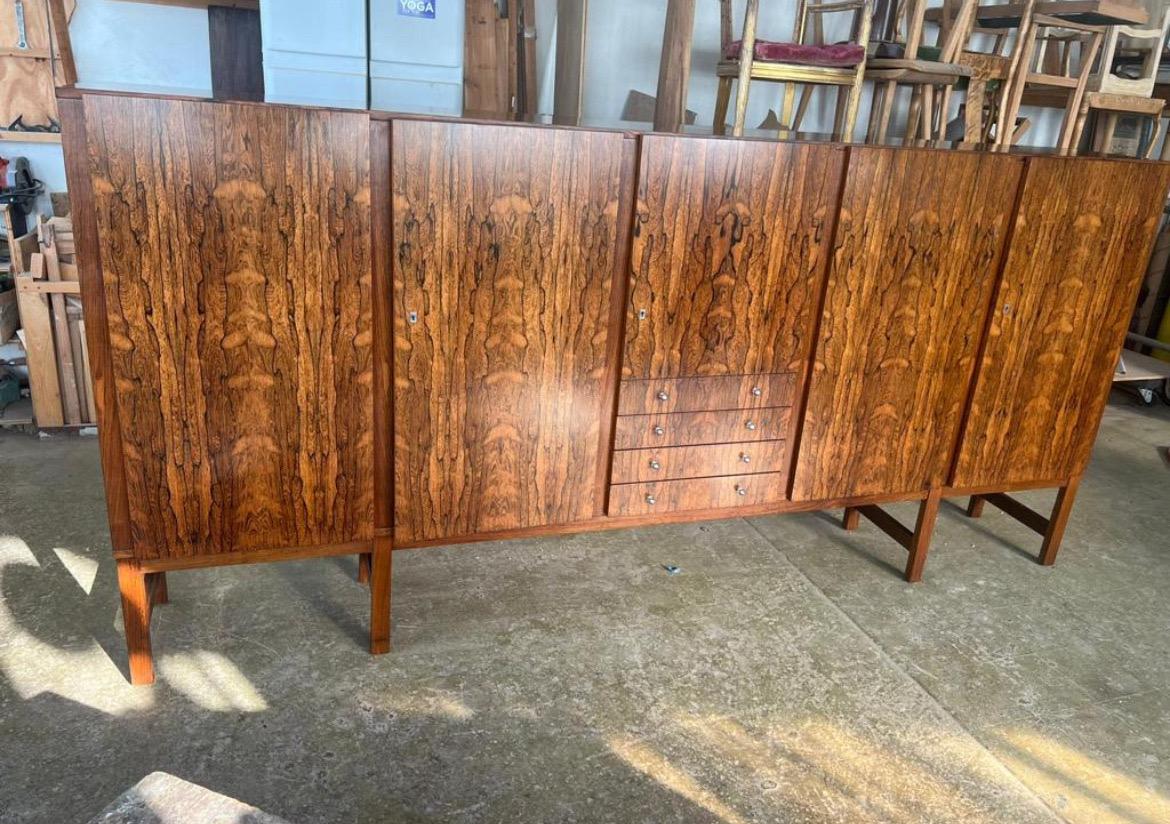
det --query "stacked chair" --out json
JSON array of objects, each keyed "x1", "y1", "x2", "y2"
[{"x1": 713, "y1": 0, "x2": 873, "y2": 140}]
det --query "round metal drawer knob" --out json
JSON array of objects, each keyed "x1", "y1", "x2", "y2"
[
  {"x1": 656, "y1": 390, "x2": 669, "y2": 401},
  {"x1": 645, "y1": 494, "x2": 657, "y2": 505},
  {"x1": 653, "y1": 425, "x2": 666, "y2": 436},
  {"x1": 751, "y1": 386, "x2": 763, "y2": 397},
  {"x1": 735, "y1": 485, "x2": 748, "y2": 496},
  {"x1": 745, "y1": 420, "x2": 757, "y2": 431},
  {"x1": 649, "y1": 459, "x2": 661, "y2": 470},
  {"x1": 740, "y1": 452, "x2": 751, "y2": 463}
]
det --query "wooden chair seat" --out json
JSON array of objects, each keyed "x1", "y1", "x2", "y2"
[
  {"x1": 724, "y1": 38, "x2": 866, "y2": 67},
  {"x1": 716, "y1": 60, "x2": 858, "y2": 84}
]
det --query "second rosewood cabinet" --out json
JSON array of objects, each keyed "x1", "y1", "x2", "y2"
[
  {"x1": 793, "y1": 148, "x2": 1023, "y2": 501},
  {"x1": 392, "y1": 120, "x2": 635, "y2": 542}
]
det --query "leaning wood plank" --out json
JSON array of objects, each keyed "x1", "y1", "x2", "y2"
[
  {"x1": 78, "y1": 318, "x2": 98, "y2": 423},
  {"x1": 14, "y1": 275, "x2": 64, "y2": 426},
  {"x1": 44, "y1": 246, "x2": 82, "y2": 424},
  {"x1": 553, "y1": 0, "x2": 588, "y2": 125},
  {"x1": 67, "y1": 310, "x2": 89, "y2": 422}
]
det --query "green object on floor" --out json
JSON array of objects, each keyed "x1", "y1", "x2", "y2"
[{"x1": 0, "y1": 374, "x2": 20, "y2": 408}]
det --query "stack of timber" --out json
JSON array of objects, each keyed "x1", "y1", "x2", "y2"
[{"x1": 13, "y1": 212, "x2": 95, "y2": 427}]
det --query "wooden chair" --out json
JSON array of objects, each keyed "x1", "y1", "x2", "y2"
[
  {"x1": 714, "y1": 0, "x2": 873, "y2": 140},
  {"x1": 996, "y1": 15, "x2": 1106, "y2": 149},
  {"x1": 1070, "y1": 9, "x2": 1170, "y2": 157},
  {"x1": 864, "y1": 0, "x2": 979, "y2": 143},
  {"x1": 936, "y1": 0, "x2": 1037, "y2": 145}
]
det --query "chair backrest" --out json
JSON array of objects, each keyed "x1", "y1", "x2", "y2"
[
  {"x1": 1089, "y1": 7, "x2": 1170, "y2": 95},
  {"x1": 718, "y1": 0, "x2": 867, "y2": 51},
  {"x1": 1023, "y1": 15, "x2": 1106, "y2": 89}
]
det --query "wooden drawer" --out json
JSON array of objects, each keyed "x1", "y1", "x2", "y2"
[
  {"x1": 610, "y1": 440, "x2": 788, "y2": 483},
  {"x1": 608, "y1": 472, "x2": 787, "y2": 516},
  {"x1": 613, "y1": 407, "x2": 791, "y2": 449},
  {"x1": 617, "y1": 373, "x2": 797, "y2": 415}
]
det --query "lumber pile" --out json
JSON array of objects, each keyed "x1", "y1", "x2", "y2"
[{"x1": 9, "y1": 212, "x2": 95, "y2": 427}]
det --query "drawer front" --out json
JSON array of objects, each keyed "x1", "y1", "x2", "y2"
[
  {"x1": 610, "y1": 440, "x2": 788, "y2": 483},
  {"x1": 609, "y1": 472, "x2": 787, "y2": 516},
  {"x1": 617, "y1": 373, "x2": 797, "y2": 416},
  {"x1": 613, "y1": 407, "x2": 791, "y2": 450}
]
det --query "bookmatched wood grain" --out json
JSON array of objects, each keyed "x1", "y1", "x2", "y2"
[
  {"x1": 951, "y1": 157, "x2": 1170, "y2": 488},
  {"x1": 610, "y1": 439, "x2": 787, "y2": 483},
  {"x1": 793, "y1": 148, "x2": 1024, "y2": 501},
  {"x1": 82, "y1": 94, "x2": 374, "y2": 559},
  {"x1": 613, "y1": 407, "x2": 791, "y2": 449},
  {"x1": 616, "y1": 372, "x2": 795, "y2": 415},
  {"x1": 623, "y1": 136, "x2": 844, "y2": 380},
  {"x1": 392, "y1": 121, "x2": 628, "y2": 542},
  {"x1": 609, "y1": 471, "x2": 788, "y2": 516}
]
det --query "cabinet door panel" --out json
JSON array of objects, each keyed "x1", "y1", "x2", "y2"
[
  {"x1": 393, "y1": 121, "x2": 628, "y2": 542},
  {"x1": 793, "y1": 148, "x2": 1022, "y2": 501},
  {"x1": 622, "y1": 136, "x2": 844, "y2": 380},
  {"x1": 83, "y1": 95, "x2": 373, "y2": 559},
  {"x1": 951, "y1": 157, "x2": 1170, "y2": 488}
]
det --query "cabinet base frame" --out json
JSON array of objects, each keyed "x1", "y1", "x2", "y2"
[
  {"x1": 111, "y1": 477, "x2": 1084, "y2": 685},
  {"x1": 842, "y1": 488, "x2": 943, "y2": 582},
  {"x1": 960, "y1": 475, "x2": 1082, "y2": 566}
]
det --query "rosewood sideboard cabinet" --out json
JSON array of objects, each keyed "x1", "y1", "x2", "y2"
[{"x1": 57, "y1": 87, "x2": 1170, "y2": 684}]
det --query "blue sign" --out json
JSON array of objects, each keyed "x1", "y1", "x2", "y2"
[{"x1": 397, "y1": 0, "x2": 436, "y2": 18}]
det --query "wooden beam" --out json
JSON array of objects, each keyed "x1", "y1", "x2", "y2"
[
  {"x1": 553, "y1": 0, "x2": 588, "y2": 125},
  {"x1": 46, "y1": 0, "x2": 77, "y2": 87},
  {"x1": 654, "y1": 0, "x2": 697, "y2": 132},
  {"x1": 983, "y1": 492, "x2": 1050, "y2": 535},
  {"x1": 857, "y1": 504, "x2": 915, "y2": 550}
]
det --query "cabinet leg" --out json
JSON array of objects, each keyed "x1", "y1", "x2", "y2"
[
  {"x1": 842, "y1": 507, "x2": 861, "y2": 531},
  {"x1": 357, "y1": 552, "x2": 372, "y2": 584},
  {"x1": 147, "y1": 571, "x2": 168, "y2": 605},
  {"x1": 904, "y1": 489, "x2": 942, "y2": 583},
  {"x1": 1039, "y1": 476, "x2": 1080, "y2": 567},
  {"x1": 369, "y1": 537, "x2": 392, "y2": 655},
  {"x1": 116, "y1": 560, "x2": 155, "y2": 685},
  {"x1": 966, "y1": 495, "x2": 985, "y2": 518}
]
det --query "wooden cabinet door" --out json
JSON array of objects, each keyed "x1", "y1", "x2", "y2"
[
  {"x1": 82, "y1": 95, "x2": 373, "y2": 559},
  {"x1": 951, "y1": 157, "x2": 1170, "y2": 489},
  {"x1": 623, "y1": 136, "x2": 845, "y2": 379},
  {"x1": 792, "y1": 148, "x2": 1023, "y2": 501},
  {"x1": 393, "y1": 121, "x2": 631, "y2": 542}
]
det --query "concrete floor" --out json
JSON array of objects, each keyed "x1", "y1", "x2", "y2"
[{"x1": 1, "y1": 393, "x2": 1168, "y2": 823}]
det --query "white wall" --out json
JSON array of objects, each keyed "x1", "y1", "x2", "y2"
[
  {"x1": 260, "y1": 0, "x2": 367, "y2": 108},
  {"x1": 3, "y1": 0, "x2": 212, "y2": 217}
]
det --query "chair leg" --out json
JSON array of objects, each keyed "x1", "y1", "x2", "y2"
[
  {"x1": 779, "y1": 82, "x2": 797, "y2": 133},
  {"x1": 794, "y1": 84, "x2": 816, "y2": 133},
  {"x1": 357, "y1": 552, "x2": 372, "y2": 584},
  {"x1": 904, "y1": 488, "x2": 942, "y2": 583},
  {"x1": 713, "y1": 77, "x2": 733, "y2": 135},
  {"x1": 116, "y1": 560, "x2": 155, "y2": 686},
  {"x1": 1145, "y1": 115, "x2": 1163, "y2": 160},
  {"x1": 369, "y1": 536, "x2": 393, "y2": 654},
  {"x1": 1097, "y1": 112, "x2": 1119, "y2": 155},
  {"x1": 1039, "y1": 476, "x2": 1081, "y2": 566},
  {"x1": 831, "y1": 86, "x2": 847, "y2": 139},
  {"x1": 1071, "y1": 101, "x2": 1092, "y2": 155},
  {"x1": 876, "y1": 81, "x2": 897, "y2": 142},
  {"x1": 906, "y1": 87, "x2": 923, "y2": 142}
]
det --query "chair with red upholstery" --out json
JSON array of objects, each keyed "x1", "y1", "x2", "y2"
[{"x1": 714, "y1": 0, "x2": 873, "y2": 139}]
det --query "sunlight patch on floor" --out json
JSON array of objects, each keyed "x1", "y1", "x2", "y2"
[
  {"x1": 0, "y1": 534, "x2": 153, "y2": 715},
  {"x1": 157, "y1": 651, "x2": 269, "y2": 713},
  {"x1": 994, "y1": 727, "x2": 1170, "y2": 824}
]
